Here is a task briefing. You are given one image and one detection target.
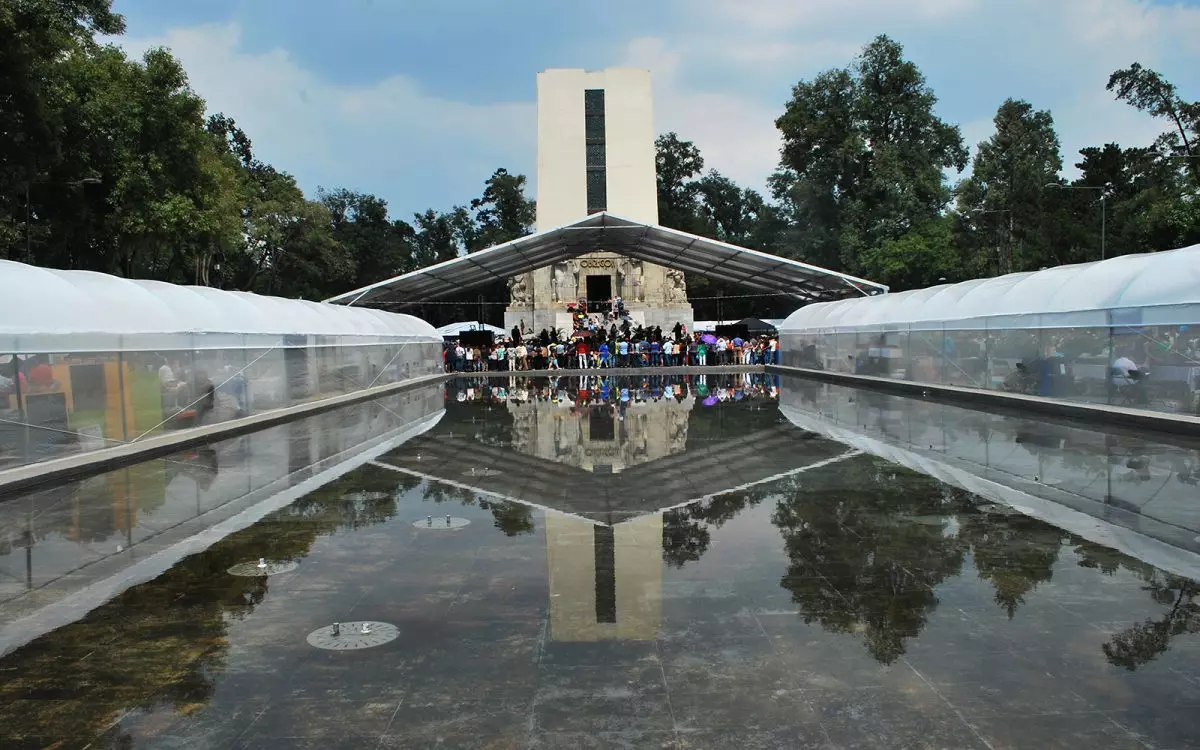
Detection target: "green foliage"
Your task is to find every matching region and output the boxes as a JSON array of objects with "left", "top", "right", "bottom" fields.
[
  {"left": 2, "top": 6, "right": 1196, "bottom": 310},
  {"left": 956, "top": 99, "right": 1063, "bottom": 274},
  {"left": 772, "top": 36, "right": 967, "bottom": 276}
]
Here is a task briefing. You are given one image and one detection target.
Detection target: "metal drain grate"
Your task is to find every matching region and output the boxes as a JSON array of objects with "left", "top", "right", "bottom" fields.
[
  {"left": 227, "top": 559, "right": 299, "bottom": 577},
  {"left": 413, "top": 516, "right": 471, "bottom": 530},
  {"left": 307, "top": 621, "right": 399, "bottom": 650},
  {"left": 462, "top": 467, "right": 501, "bottom": 477}
]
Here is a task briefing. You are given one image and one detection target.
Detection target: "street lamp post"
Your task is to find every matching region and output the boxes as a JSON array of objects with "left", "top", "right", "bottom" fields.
[
  {"left": 1045, "top": 182, "right": 1108, "bottom": 260},
  {"left": 23, "top": 176, "right": 102, "bottom": 264}
]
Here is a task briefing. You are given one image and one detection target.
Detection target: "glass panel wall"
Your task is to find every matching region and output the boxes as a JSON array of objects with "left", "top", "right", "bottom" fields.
[{"left": 0, "top": 339, "right": 442, "bottom": 472}]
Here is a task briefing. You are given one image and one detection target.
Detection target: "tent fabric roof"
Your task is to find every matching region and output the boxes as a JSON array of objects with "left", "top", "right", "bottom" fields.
[
  {"left": 0, "top": 259, "right": 440, "bottom": 353},
  {"left": 326, "top": 212, "right": 887, "bottom": 307},
  {"left": 780, "top": 243, "right": 1200, "bottom": 332},
  {"left": 435, "top": 321, "right": 506, "bottom": 337}
]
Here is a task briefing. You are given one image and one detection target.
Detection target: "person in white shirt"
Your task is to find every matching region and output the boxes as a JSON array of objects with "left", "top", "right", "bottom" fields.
[
  {"left": 1111, "top": 354, "right": 1139, "bottom": 387},
  {"left": 1110, "top": 351, "right": 1149, "bottom": 404}
]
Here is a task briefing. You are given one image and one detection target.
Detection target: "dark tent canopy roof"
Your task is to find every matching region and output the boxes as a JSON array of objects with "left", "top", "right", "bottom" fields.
[
  {"left": 326, "top": 212, "right": 887, "bottom": 307},
  {"left": 738, "top": 317, "right": 778, "bottom": 333}
]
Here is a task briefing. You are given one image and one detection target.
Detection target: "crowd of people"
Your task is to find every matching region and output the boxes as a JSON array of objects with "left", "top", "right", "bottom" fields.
[{"left": 443, "top": 319, "right": 779, "bottom": 373}]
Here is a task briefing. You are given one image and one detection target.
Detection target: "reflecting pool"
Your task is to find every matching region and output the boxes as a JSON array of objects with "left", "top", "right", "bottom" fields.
[{"left": 1, "top": 372, "right": 1198, "bottom": 749}]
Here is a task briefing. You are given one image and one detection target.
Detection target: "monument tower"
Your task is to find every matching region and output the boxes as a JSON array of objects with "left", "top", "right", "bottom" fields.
[{"left": 504, "top": 69, "right": 694, "bottom": 334}]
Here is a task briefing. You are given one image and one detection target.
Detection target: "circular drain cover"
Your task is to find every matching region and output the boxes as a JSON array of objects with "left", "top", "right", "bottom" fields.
[
  {"left": 227, "top": 559, "right": 299, "bottom": 577},
  {"left": 413, "top": 517, "right": 471, "bottom": 530},
  {"left": 462, "top": 467, "right": 501, "bottom": 477},
  {"left": 307, "top": 621, "right": 399, "bottom": 650}
]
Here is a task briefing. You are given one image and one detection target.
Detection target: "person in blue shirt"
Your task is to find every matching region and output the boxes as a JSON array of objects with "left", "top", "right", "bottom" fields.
[
  {"left": 617, "top": 339, "right": 630, "bottom": 367},
  {"left": 650, "top": 341, "right": 662, "bottom": 367},
  {"left": 598, "top": 342, "right": 610, "bottom": 368}
]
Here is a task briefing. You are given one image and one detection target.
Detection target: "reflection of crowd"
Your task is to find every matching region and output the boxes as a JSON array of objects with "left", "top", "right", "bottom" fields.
[
  {"left": 446, "top": 372, "right": 781, "bottom": 406},
  {"left": 444, "top": 321, "right": 779, "bottom": 373}
]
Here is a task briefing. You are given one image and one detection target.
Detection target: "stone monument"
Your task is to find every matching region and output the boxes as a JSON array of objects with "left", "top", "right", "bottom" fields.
[{"left": 504, "top": 68, "right": 694, "bottom": 335}]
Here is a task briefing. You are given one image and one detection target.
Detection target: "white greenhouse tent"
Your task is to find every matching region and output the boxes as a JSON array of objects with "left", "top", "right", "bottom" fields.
[
  {"left": 780, "top": 244, "right": 1200, "bottom": 334},
  {"left": 0, "top": 260, "right": 440, "bottom": 353},
  {"left": 435, "top": 321, "right": 506, "bottom": 338}
]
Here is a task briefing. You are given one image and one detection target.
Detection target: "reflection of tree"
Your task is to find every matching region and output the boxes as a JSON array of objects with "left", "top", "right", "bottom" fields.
[
  {"left": 662, "top": 489, "right": 767, "bottom": 568},
  {"left": 1073, "top": 539, "right": 1149, "bottom": 577},
  {"left": 419, "top": 480, "right": 535, "bottom": 536},
  {"left": 772, "top": 459, "right": 969, "bottom": 664},
  {"left": 957, "top": 513, "right": 1065, "bottom": 618},
  {"left": 1069, "top": 539, "right": 1200, "bottom": 672},
  {"left": 0, "top": 461, "right": 414, "bottom": 745},
  {"left": 684, "top": 398, "right": 783, "bottom": 446},
  {"left": 286, "top": 462, "right": 415, "bottom": 530},
  {"left": 479, "top": 499, "right": 535, "bottom": 536},
  {"left": 1104, "top": 574, "right": 1200, "bottom": 670}
]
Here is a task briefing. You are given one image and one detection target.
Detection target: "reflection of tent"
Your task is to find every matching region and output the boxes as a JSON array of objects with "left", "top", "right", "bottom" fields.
[
  {"left": 435, "top": 321, "right": 505, "bottom": 338},
  {"left": 738, "top": 317, "right": 780, "bottom": 334}
]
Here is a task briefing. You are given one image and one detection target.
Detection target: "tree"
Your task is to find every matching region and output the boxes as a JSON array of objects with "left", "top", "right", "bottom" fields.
[
  {"left": 236, "top": 170, "right": 350, "bottom": 298},
  {"left": 652, "top": 134, "right": 793, "bottom": 318},
  {"left": 773, "top": 35, "right": 967, "bottom": 276},
  {"left": 858, "top": 214, "right": 963, "bottom": 289},
  {"left": 466, "top": 167, "right": 534, "bottom": 251},
  {"left": 1107, "top": 63, "right": 1199, "bottom": 187},
  {"left": 319, "top": 187, "right": 414, "bottom": 288},
  {"left": 655, "top": 132, "right": 706, "bottom": 234},
  {"left": 0, "top": 0, "right": 125, "bottom": 245},
  {"left": 955, "top": 99, "right": 1063, "bottom": 274},
  {"left": 1073, "top": 143, "right": 1200, "bottom": 258},
  {"left": 412, "top": 208, "right": 461, "bottom": 266}
]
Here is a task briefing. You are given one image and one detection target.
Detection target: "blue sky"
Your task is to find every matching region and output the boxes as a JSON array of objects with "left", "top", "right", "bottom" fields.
[{"left": 113, "top": 0, "right": 1200, "bottom": 223}]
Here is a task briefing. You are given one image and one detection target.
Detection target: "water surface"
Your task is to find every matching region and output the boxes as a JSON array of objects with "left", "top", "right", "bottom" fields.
[{"left": 1, "top": 373, "right": 1198, "bottom": 749}]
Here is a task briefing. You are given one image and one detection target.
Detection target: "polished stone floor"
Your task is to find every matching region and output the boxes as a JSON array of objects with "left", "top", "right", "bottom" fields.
[{"left": 1, "top": 373, "right": 1199, "bottom": 749}]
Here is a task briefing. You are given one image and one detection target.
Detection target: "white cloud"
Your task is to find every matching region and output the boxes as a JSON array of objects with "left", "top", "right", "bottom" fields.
[
  {"left": 117, "top": 23, "right": 535, "bottom": 218},
  {"left": 626, "top": 0, "right": 1200, "bottom": 189},
  {"left": 115, "top": 1, "right": 1199, "bottom": 217},
  {"left": 621, "top": 37, "right": 783, "bottom": 192}
]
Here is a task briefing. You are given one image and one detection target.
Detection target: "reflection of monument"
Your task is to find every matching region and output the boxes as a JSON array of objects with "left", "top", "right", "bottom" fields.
[
  {"left": 544, "top": 513, "right": 663, "bottom": 641},
  {"left": 505, "top": 69, "right": 694, "bottom": 334},
  {"left": 505, "top": 386, "right": 693, "bottom": 473}
]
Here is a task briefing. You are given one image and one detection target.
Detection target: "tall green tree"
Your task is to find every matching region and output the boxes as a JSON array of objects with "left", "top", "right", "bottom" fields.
[
  {"left": 0, "top": 0, "right": 125, "bottom": 254},
  {"left": 773, "top": 35, "right": 967, "bottom": 277},
  {"left": 956, "top": 98, "right": 1064, "bottom": 274},
  {"left": 411, "top": 208, "right": 461, "bottom": 266},
  {"left": 1107, "top": 63, "right": 1199, "bottom": 187},
  {"left": 655, "top": 132, "right": 706, "bottom": 234},
  {"left": 319, "top": 187, "right": 415, "bottom": 288},
  {"left": 234, "top": 168, "right": 350, "bottom": 298},
  {"left": 466, "top": 167, "right": 534, "bottom": 251}
]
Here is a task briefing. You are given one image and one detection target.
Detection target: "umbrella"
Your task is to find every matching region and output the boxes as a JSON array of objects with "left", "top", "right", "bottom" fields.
[
  {"left": 702, "top": 395, "right": 719, "bottom": 406},
  {"left": 701, "top": 333, "right": 717, "bottom": 345}
]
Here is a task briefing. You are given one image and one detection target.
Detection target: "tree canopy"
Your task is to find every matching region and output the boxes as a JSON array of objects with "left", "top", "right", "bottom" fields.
[{"left": 3, "top": 7, "right": 1197, "bottom": 322}]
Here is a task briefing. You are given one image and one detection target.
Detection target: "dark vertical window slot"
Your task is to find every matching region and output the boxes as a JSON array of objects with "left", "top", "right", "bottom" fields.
[
  {"left": 584, "top": 88, "right": 607, "bottom": 214},
  {"left": 594, "top": 525, "right": 617, "bottom": 623}
]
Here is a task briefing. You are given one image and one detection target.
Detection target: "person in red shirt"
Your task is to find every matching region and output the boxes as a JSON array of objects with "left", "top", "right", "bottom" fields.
[
  {"left": 28, "top": 360, "right": 54, "bottom": 389},
  {"left": 575, "top": 341, "right": 589, "bottom": 369}
]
